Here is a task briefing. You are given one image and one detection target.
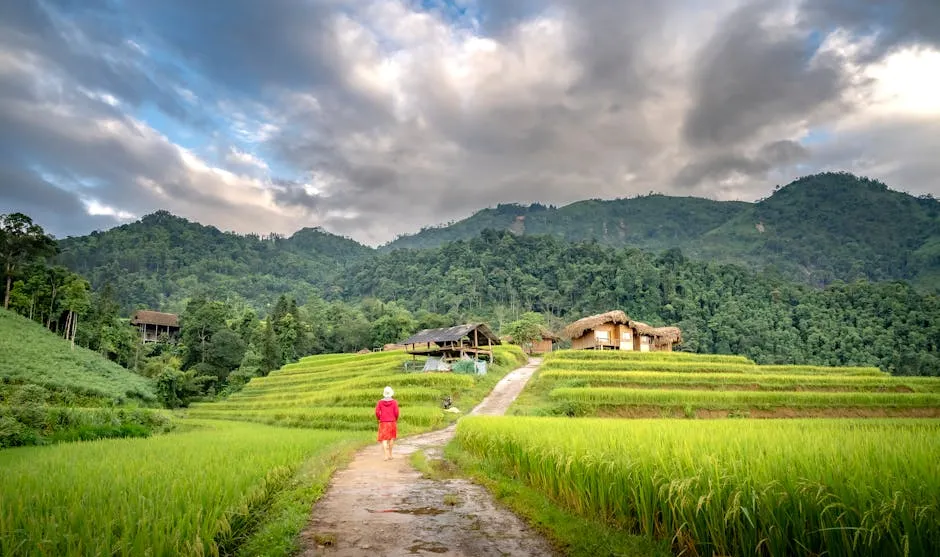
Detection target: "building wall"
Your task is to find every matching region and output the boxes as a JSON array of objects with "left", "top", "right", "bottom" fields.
[
  {"left": 571, "top": 324, "right": 619, "bottom": 350},
  {"left": 531, "top": 339, "right": 554, "bottom": 353}
]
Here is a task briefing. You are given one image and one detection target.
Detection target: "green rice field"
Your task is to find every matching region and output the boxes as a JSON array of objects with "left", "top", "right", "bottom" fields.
[
  {"left": 454, "top": 416, "right": 940, "bottom": 557},
  {"left": 0, "top": 420, "right": 366, "bottom": 556},
  {"left": 185, "top": 346, "right": 527, "bottom": 433},
  {"left": 512, "top": 350, "right": 938, "bottom": 417}
]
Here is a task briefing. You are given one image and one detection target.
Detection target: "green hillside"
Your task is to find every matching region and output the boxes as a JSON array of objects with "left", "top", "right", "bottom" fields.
[
  {"left": 383, "top": 173, "right": 940, "bottom": 290},
  {"left": 0, "top": 308, "right": 155, "bottom": 402},
  {"left": 383, "top": 196, "right": 749, "bottom": 252},
  {"left": 691, "top": 173, "right": 940, "bottom": 287},
  {"left": 56, "top": 210, "right": 372, "bottom": 312},
  {"left": 0, "top": 308, "right": 165, "bottom": 448}
]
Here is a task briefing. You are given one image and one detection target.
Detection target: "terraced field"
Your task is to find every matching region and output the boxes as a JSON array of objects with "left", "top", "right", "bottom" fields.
[
  {"left": 511, "top": 350, "right": 940, "bottom": 418},
  {"left": 186, "top": 346, "right": 528, "bottom": 434}
]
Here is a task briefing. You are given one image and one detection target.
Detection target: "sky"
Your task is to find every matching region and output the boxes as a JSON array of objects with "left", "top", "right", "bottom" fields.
[{"left": 0, "top": 0, "right": 938, "bottom": 245}]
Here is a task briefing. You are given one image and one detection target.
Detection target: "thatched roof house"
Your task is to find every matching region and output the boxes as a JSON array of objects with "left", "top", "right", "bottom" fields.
[
  {"left": 563, "top": 310, "right": 630, "bottom": 340},
  {"left": 563, "top": 310, "right": 681, "bottom": 352},
  {"left": 130, "top": 310, "right": 180, "bottom": 343}
]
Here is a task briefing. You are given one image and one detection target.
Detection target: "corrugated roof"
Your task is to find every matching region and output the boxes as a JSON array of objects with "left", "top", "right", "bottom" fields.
[
  {"left": 130, "top": 310, "right": 179, "bottom": 327},
  {"left": 399, "top": 323, "right": 500, "bottom": 345}
]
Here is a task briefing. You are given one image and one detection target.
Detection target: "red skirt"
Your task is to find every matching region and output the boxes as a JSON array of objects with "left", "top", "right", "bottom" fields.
[{"left": 378, "top": 421, "right": 397, "bottom": 441}]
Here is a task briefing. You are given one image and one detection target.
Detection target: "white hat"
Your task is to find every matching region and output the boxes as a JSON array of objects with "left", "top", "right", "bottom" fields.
[{"left": 383, "top": 386, "right": 394, "bottom": 399}]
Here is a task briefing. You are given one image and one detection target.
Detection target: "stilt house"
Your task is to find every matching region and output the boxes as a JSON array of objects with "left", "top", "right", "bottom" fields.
[
  {"left": 399, "top": 323, "right": 501, "bottom": 362},
  {"left": 130, "top": 310, "right": 180, "bottom": 343}
]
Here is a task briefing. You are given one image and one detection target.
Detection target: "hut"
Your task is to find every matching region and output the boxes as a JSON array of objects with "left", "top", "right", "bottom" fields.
[
  {"left": 563, "top": 310, "right": 681, "bottom": 352},
  {"left": 651, "top": 326, "right": 682, "bottom": 352},
  {"left": 399, "top": 323, "right": 501, "bottom": 363},
  {"left": 130, "top": 310, "right": 180, "bottom": 343},
  {"left": 563, "top": 310, "right": 631, "bottom": 350}
]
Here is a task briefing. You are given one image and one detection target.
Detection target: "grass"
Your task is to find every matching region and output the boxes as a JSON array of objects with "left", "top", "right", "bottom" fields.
[
  {"left": 0, "top": 309, "right": 155, "bottom": 402},
  {"left": 454, "top": 417, "right": 940, "bottom": 557},
  {"left": 0, "top": 419, "right": 368, "bottom": 556}
]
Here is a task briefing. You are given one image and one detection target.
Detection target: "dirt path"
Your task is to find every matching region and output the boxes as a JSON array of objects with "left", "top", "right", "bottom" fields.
[{"left": 299, "top": 358, "right": 555, "bottom": 557}]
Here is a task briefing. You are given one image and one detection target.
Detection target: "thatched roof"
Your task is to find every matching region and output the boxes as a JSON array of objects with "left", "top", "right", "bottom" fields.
[
  {"left": 653, "top": 326, "right": 682, "bottom": 343},
  {"left": 356, "top": 348, "right": 372, "bottom": 355},
  {"left": 563, "top": 311, "right": 630, "bottom": 339},
  {"left": 563, "top": 310, "right": 681, "bottom": 343},
  {"left": 629, "top": 320, "right": 658, "bottom": 337},
  {"left": 399, "top": 323, "right": 501, "bottom": 346},
  {"left": 130, "top": 310, "right": 179, "bottom": 328}
]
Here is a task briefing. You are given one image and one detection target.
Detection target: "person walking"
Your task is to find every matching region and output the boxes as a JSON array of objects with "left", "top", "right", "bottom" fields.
[{"left": 375, "top": 386, "right": 400, "bottom": 461}]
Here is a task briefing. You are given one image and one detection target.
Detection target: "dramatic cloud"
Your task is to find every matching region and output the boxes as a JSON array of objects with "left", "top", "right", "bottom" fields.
[{"left": 0, "top": 0, "right": 937, "bottom": 244}]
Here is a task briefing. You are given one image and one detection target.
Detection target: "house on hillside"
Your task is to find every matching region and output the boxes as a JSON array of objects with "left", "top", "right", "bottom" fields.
[
  {"left": 563, "top": 310, "right": 681, "bottom": 352},
  {"left": 399, "top": 323, "right": 501, "bottom": 363},
  {"left": 130, "top": 310, "right": 180, "bottom": 343}
]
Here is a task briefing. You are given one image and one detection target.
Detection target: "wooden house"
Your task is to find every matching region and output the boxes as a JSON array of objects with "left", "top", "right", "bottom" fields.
[
  {"left": 563, "top": 310, "right": 681, "bottom": 352},
  {"left": 130, "top": 310, "right": 180, "bottom": 343},
  {"left": 399, "top": 323, "right": 501, "bottom": 362}
]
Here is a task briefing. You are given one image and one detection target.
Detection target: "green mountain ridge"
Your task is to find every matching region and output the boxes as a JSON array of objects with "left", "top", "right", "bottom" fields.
[
  {"left": 52, "top": 172, "right": 940, "bottom": 313},
  {"left": 385, "top": 172, "right": 940, "bottom": 290}
]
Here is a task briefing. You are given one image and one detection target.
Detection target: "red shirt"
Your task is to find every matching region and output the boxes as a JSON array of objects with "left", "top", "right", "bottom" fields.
[{"left": 375, "top": 399, "right": 399, "bottom": 422}]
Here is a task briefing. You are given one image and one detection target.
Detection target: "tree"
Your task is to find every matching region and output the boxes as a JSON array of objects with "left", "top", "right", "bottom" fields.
[
  {"left": 259, "top": 320, "right": 281, "bottom": 375},
  {"left": 503, "top": 312, "right": 546, "bottom": 354},
  {"left": 60, "top": 273, "right": 91, "bottom": 349},
  {"left": 0, "top": 213, "right": 56, "bottom": 310}
]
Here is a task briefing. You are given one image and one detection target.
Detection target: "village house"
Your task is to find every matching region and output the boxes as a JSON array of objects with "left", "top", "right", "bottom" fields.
[
  {"left": 399, "top": 323, "right": 501, "bottom": 363},
  {"left": 562, "top": 310, "right": 682, "bottom": 352},
  {"left": 130, "top": 310, "right": 180, "bottom": 343}
]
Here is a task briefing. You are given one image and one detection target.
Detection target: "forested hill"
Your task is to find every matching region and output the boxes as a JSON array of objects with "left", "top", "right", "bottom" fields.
[
  {"left": 384, "top": 173, "right": 940, "bottom": 290},
  {"left": 382, "top": 196, "right": 749, "bottom": 253},
  {"left": 345, "top": 231, "right": 939, "bottom": 375},
  {"left": 56, "top": 210, "right": 372, "bottom": 312}
]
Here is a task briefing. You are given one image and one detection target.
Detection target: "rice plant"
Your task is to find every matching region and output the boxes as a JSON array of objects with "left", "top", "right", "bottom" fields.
[
  {"left": 454, "top": 417, "right": 940, "bottom": 557},
  {"left": 0, "top": 420, "right": 366, "bottom": 556},
  {"left": 549, "top": 387, "right": 940, "bottom": 409},
  {"left": 538, "top": 370, "right": 940, "bottom": 392}
]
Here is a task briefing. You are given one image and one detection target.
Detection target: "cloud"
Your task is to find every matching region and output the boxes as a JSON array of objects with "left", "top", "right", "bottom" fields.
[{"left": 0, "top": 0, "right": 938, "bottom": 245}]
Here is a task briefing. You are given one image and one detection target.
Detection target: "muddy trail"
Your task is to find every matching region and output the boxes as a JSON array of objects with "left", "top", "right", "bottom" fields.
[{"left": 300, "top": 358, "right": 556, "bottom": 557}]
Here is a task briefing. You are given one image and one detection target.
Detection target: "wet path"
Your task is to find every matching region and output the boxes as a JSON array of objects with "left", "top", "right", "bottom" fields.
[{"left": 299, "top": 358, "right": 554, "bottom": 557}]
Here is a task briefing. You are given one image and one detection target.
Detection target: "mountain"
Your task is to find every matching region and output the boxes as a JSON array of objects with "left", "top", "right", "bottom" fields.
[
  {"left": 383, "top": 197, "right": 750, "bottom": 252},
  {"left": 690, "top": 173, "right": 940, "bottom": 288},
  {"left": 56, "top": 210, "right": 372, "bottom": 312},
  {"left": 384, "top": 172, "right": 940, "bottom": 290}
]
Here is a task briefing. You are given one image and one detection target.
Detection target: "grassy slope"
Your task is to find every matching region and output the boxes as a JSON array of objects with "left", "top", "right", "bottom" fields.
[{"left": 0, "top": 308, "right": 155, "bottom": 402}]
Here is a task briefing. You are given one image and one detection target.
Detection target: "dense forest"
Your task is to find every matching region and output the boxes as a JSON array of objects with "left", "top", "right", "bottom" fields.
[{"left": 385, "top": 173, "right": 940, "bottom": 291}]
